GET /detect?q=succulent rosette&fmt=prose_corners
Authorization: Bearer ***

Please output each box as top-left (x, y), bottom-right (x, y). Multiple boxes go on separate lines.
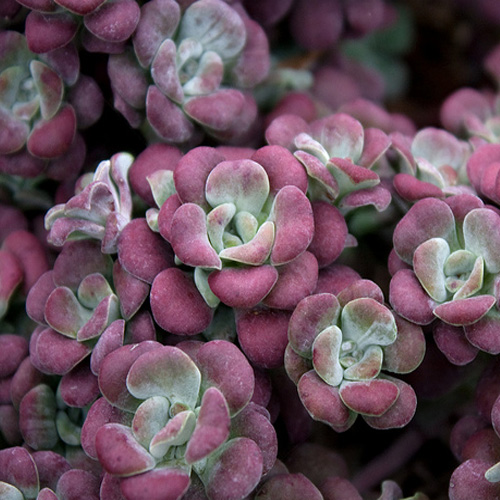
top-left (18, 0), bottom-right (141, 54)
top-left (145, 145), bottom-right (316, 327)
top-left (0, 31), bottom-right (103, 180)
top-left (25, 239), bottom-right (152, 380)
top-left (266, 112), bottom-right (392, 265)
top-left (389, 194), bottom-right (500, 364)
top-left (81, 339), bottom-right (277, 500)
top-left (284, 279), bottom-right (425, 432)
top-left (44, 152), bottom-right (134, 254)
top-left (390, 127), bottom-right (473, 202)
top-left (108, 0), bottom-right (270, 145)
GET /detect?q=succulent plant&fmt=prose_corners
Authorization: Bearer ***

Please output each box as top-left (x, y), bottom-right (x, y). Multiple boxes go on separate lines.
top-left (108, 0), bottom-right (270, 145)
top-left (284, 278), bottom-right (425, 432)
top-left (81, 339), bottom-right (277, 500)
top-left (389, 194), bottom-right (500, 364)
top-left (0, 30), bottom-right (103, 181)
top-left (390, 126), bottom-right (473, 202)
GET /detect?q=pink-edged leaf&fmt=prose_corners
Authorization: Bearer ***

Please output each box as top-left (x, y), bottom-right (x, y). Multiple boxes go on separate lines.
top-left (81, 397), bottom-right (132, 460)
top-left (184, 89), bottom-right (245, 132)
top-left (150, 267), bottom-right (213, 335)
top-left (0, 447), bottom-right (39, 499)
top-left (203, 438), bottom-right (263, 500)
top-left (343, 345), bottom-right (384, 382)
top-left (358, 127), bottom-right (391, 168)
top-left (308, 201), bottom-right (347, 268)
top-left (185, 387), bottom-right (230, 463)
top-left (208, 265), bottom-right (278, 309)
top-left (205, 159), bottom-right (270, 216)
top-left (120, 468), bottom-right (190, 500)
top-left (19, 384), bottom-right (58, 450)
top-left (118, 218), bottom-right (174, 284)
top-left (255, 473), bottom-right (323, 500)
top-left (10, 357), bottom-right (45, 410)
top-left (0, 251), bottom-right (23, 318)
top-left (288, 293), bottom-right (341, 357)
top-left (434, 295), bottom-right (496, 326)
top-left (220, 221), bottom-right (274, 266)
top-left (0, 335), bottom-right (28, 379)
top-left (96, 423), bottom-right (155, 476)
top-left (336, 279), bottom-right (384, 306)
top-left (389, 269), bottom-right (436, 325)
top-left (133, 0), bottom-right (180, 67)
top-left (449, 459), bottom-right (500, 500)
top-left (150, 39), bottom-right (184, 103)
top-left (90, 319), bottom-right (125, 376)
top-left (433, 321), bottom-right (478, 365)
top-left (467, 144), bottom-right (500, 192)
top-left (33, 327), bottom-right (92, 375)
top-left (84, 0), bottom-right (140, 43)
top-left (262, 251), bottom-right (318, 310)
top-left (169, 203), bottom-right (221, 269)
top-left (363, 377), bottom-right (417, 429)
top-left (340, 184), bottom-right (392, 212)
top-left (328, 157), bottom-right (380, 196)
top-left (59, 361), bottom-right (99, 407)
top-left (108, 51), bottom-right (148, 109)
top-left (195, 340), bottom-right (255, 415)
top-left (393, 197), bottom-right (457, 264)
top-left (30, 60), bottom-right (63, 120)
top-left (44, 287), bottom-right (90, 338)
top-left (311, 325), bottom-right (343, 386)
top-left (25, 11), bottom-right (78, 53)
top-left (383, 316), bottom-right (426, 373)
top-left (294, 150), bottom-right (339, 201)
top-left (98, 341), bottom-right (161, 411)
top-left (31, 450), bottom-right (71, 492)
top-left (297, 370), bottom-right (356, 432)
top-left (269, 185), bottom-right (314, 265)
top-left (27, 105), bottom-right (76, 159)
top-left (465, 314), bottom-right (500, 354)
top-left (126, 345), bottom-right (201, 408)
top-left (132, 395), bottom-right (171, 449)
top-left (413, 237), bottom-right (450, 303)
top-left (183, 51), bottom-right (224, 96)
top-left (76, 294), bottom-right (119, 341)
top-left (339, 379), bottom-right (400, 417)
top-left (146, 85), bottom-right (195, 143)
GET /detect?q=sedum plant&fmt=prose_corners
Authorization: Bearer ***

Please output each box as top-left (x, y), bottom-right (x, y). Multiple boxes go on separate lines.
top-left (284, 278), bottom-right (425, 432)
top-left (82, 339), bottom-right (277, 500)
top-left (108, 0), bottom-right (270, 145)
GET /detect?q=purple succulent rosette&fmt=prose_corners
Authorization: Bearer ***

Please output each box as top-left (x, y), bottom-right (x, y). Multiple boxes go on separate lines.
top-left (0, 31), bottom-right (103, 181)
top-left (82, 339), bottom-right (277, 500)
top-left (108, 0), bottom-right (270, 145)
top-left (266, 112), bottom-right (392, 265)
top-left (389, 194), bottom-right (500, 364)
top-left (44, 152), bottom-right (134, 254)
top-left (390, 127), bottom-right (473, 202)
top-left (146, 146), bottom-right (316, 324)
top-left (26, 240), bottom-right (152, 379)
top-left (18, 0), bottom-right (141, 54)
top-left (284, 279), bottom-right (425, 432)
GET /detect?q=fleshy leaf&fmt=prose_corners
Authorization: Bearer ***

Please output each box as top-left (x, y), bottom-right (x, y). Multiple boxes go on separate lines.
top-left (126, 346), bottom-right (201, 409)
top-left (433, 295), bottom-right (496, 326)
top-left (131, 396), bottom-right (170, 449)
top-left (311, 325), bottom-right (343, 387)
top-left (149, 410), bottom-right (196, 459)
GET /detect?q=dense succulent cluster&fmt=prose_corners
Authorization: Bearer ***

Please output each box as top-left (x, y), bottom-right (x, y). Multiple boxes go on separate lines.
top-left (5, 1), bottom-right (500, 499)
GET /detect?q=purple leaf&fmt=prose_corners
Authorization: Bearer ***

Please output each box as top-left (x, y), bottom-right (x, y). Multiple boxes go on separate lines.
top-left (255, 473), bottom-right (323, 500)
top-left (269, 186), bottom-right (314, 265)
top-left (208, 266), bottom-right (278, 309)
top-left (297, 370), bottom-right (357, 432)
top-left (119, 468), bottom-right (190, 500)
top-left (465, 315), bottom-right (500, 354)
top-left (185, 387), bottom-right (230, 463)
top-left (0, 447), bottom-right (39, 499)
top-left (339, 379), bottom-right (399, 417)
top-left (95, 423), bottom-right (156, 476)
top-left (148, 408), bottom-right (194, 458)
top-left (59, 361), bottom-right (99, 407)
top-left (55, 469), bottom-right (101, 500)
top-left (433, 321), bottom-right (478, 365)
top-left (150, 39), bottom-right (184, 103)
top-left (150, 268), bottom-right (213, 335)
top-left (54, 0), bottom-right (107, 15)
top-left (25, 11), bottom-right (78, 53)
top-left (434, 295), bottom-right (496, 326)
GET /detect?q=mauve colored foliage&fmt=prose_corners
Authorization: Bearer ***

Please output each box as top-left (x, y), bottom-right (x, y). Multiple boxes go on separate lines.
top-left (4, 1), bottom-right (500, 499)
